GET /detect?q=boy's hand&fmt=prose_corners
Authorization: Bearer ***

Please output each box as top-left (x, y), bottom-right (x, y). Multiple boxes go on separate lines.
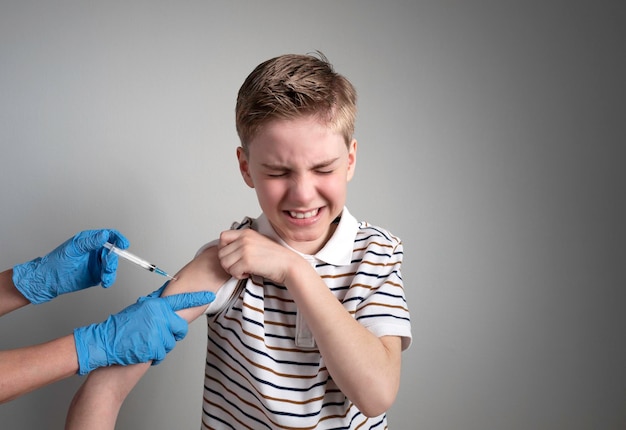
top-left (217, 229), bottom-right (297, 284)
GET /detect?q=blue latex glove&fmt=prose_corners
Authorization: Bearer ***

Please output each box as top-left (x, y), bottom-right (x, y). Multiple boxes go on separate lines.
top-left (12, 229), bottom-right (129, 304)
top-left (73, 286), bottom-right (215, 375)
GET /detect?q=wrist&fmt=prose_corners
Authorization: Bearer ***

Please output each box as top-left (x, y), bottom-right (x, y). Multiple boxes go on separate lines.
top-left (12, 258), bottom-right (54, 304)
top-left (74, 322), bottom-right (107, 375)
top-left (283, 255), bottom-right (313, 288)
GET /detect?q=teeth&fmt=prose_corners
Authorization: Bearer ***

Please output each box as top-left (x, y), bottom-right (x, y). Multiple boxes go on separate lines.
top-left (289, 209), bottom-right (319, 219)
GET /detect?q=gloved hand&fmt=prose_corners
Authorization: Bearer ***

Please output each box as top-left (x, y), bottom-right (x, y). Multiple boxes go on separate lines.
top-left (73, 285), bottom-right (215, 375)
top-left (12, 229), bottom-right (129, 304)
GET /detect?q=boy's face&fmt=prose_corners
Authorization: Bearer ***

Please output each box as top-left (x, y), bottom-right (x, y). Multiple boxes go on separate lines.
top-left (238, 116), bottom-right (357, 255)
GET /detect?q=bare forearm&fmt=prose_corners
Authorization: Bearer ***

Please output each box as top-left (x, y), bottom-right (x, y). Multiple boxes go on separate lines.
top-left (65, 246), bottom-right (229, 429)
top-left (0, 334), bottom-right (78, 403)
top-left (65, 363), bottom-right (150, 430)
top-left (285, 260), bottom-right (402, 417)
top-left (0, 269), bottom-right (30, 316)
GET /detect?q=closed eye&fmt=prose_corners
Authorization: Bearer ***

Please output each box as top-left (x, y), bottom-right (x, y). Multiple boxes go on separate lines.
top-left (313, 158), bottom-right (340, 175)
top-left (261, 157), bottom-right (339, 177)
top-left (264, 168), bottom-right (290, 178)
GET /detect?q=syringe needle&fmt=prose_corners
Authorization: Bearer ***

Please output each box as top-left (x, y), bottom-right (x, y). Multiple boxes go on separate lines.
top-left (103, 242), bottom-right (177, 281)
top-left (153, 267), bottom-right (177, 281)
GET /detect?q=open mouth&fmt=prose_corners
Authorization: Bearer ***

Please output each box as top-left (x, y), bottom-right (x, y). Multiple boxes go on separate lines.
top-left (288, 208), bottom-right (320, 219)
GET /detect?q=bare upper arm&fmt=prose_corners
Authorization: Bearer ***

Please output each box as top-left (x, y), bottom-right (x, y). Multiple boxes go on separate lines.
top-left (380, 335), bottom-right (402, 366)
top-left (160, 246), bottom-right (230, 323)
top-left (380, 335), bottom-right (403, 386)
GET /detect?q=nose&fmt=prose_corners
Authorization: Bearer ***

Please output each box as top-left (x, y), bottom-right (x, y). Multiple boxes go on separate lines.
top-left (288, 174), bottom-right (316, 204)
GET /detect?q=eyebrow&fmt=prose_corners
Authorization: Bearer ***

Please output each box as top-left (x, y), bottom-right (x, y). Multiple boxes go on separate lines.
top-left (261, 157), bottom-right (340, 171)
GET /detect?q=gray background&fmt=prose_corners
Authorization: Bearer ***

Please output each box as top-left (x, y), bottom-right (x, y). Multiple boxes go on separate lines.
top-left (1, 1), bottom-right (624, 429)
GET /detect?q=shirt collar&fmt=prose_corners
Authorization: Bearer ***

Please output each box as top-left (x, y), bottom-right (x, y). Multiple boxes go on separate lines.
top-left (254, 207), bottom-right (358, 266)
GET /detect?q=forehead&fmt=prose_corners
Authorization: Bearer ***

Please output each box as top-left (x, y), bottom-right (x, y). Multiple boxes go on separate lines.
top-left (247, 117), bottom-right (347, 163)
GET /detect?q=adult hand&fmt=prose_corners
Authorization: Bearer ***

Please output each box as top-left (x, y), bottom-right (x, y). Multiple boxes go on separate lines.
top-left (73, 286), bottom-right (215, 375)
top-left (12, 229), bottom-right (129, 304)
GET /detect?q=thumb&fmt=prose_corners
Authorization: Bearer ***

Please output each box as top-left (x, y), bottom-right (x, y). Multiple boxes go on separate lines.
top-left (163, 291), bottom-right (216, 312)
top-left (144, 283), bottom-right (168, 300)
top-left (166, 312), bottom-right (190, 343)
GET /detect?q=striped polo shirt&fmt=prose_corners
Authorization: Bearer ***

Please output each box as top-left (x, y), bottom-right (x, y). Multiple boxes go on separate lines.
top-left (199, 208), bottom-right (411, 429)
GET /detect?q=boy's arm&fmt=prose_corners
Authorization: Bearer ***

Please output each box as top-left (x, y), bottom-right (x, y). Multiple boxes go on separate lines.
top-left (65, 246), bottom-right (229, 430)
top-left (218, 229), bottom-right (403, 418)
top-left (283, 262), bottom-right (402, 417)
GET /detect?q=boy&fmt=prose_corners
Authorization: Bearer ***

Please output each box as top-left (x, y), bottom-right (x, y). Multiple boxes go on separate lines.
top-left (66, 53), bottom-right (412, 429)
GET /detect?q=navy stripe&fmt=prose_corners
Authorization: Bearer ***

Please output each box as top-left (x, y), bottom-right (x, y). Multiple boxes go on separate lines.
top-left (230, 305), bottom-right (265, 329)
top-left (353, 269), bottom-right (401, 279)
top-left (211, 320), bottom-right (320, 367)
top-left (202, 411), bottom-right (237, 430)
top-left (356, 313), bottom-right (411, 323)
top-left (359, 225), bottom-right (394, 242)
top-left (206, 353), bottom-right (330, 393)
top-left (205, 386), bottom-right (274, 429)
top-left (206, 380), bottom-right (322, 419)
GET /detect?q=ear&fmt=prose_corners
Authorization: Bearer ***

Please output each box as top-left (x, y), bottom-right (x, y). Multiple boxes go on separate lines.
top-left (237, 147), bottom-right (255, 188)
top-left (346, 139), bottom-right (357, 182)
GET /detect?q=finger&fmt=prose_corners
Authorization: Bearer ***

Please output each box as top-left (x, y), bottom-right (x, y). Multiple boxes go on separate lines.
top-left (217, 249), bottom-right (251, 280)
top-left (167, 313), bottom-right (189, 342)
top-left (164, 291), bottom-right (216, 312)
top-left (216, 241), bottom-right (245, 275)
top-left (108, 229), bottom-right (130, 250)
top-left (224, 261), bottom-right (251, 280)
top-left (100, 248), bottom-right (120, 288)
top-left (136, 283), bottom-right (168, 303)
top-left (71, 229), bottom-right (110, 255)
top-left (99, 269), bottom-right (116, 288)
top-left (151, 346), bottom-right (166, 366)
top-left (218, 229), bottom-right (243, 249)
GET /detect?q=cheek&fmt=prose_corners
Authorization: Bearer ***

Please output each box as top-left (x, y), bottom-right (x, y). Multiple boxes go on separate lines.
top-left (321, 174), bottom-right (348, 199)
top-left (254, 180), bottom-right (284, 205)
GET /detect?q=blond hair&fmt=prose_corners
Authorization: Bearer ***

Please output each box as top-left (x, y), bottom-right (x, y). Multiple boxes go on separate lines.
top-left (235, 52), bottom-right (357, 152)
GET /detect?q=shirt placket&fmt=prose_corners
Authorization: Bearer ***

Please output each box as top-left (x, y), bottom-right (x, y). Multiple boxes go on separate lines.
top-left (294, 256), bottom-right (317, 349)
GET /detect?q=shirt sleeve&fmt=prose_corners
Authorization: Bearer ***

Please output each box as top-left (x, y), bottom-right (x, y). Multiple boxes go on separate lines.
top-left (349, 237), bottom-right (412, 350)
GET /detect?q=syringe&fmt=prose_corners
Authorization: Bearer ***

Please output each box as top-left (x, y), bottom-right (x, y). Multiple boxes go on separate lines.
top-left (103, 242), bottom-right (177, 281)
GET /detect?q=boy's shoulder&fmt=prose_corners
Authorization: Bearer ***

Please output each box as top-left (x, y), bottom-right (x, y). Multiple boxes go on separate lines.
top-left (234, 210), bottom-right (403, 251)
top-left (356, 220), bottom-right (401, 247)
top-left (196, 211), bottom-right (402, 261)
